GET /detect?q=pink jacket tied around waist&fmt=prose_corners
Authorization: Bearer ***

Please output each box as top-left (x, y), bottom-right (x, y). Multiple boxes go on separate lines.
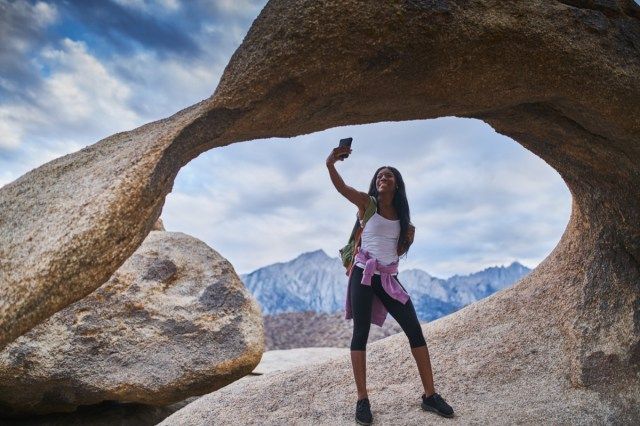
top-left (345, 249), bottom-right (410, 327)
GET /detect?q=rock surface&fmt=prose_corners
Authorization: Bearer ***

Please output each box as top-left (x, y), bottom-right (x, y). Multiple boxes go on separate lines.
top-left (160, 263), bottom-right (639, 424)
top-left (0, 348), bottom-right (335, 426)
top-left (0, 399), bottom-right (198, 426)
top-left (152, 218), bottom-right (166, 231)
top-left (0, 231), bottom-right (264, 416)
top-left (249, 347), bottom-right (349, 376)
top-left (0, 0), bottom-right (638, 422)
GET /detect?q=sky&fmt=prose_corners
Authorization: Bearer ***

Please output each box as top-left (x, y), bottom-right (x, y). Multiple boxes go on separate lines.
top-left (0, 0), bottom-right (582, 278)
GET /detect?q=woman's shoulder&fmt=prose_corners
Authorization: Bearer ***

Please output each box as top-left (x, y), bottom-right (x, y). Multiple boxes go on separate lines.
top-left (357, 195), bottom-right (377, 220)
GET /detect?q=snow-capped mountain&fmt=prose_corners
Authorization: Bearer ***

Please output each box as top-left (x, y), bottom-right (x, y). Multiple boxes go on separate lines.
top-left (242, 249), bottom-right (348, 315)
top-left (241, 249), bottom-right (531, 322)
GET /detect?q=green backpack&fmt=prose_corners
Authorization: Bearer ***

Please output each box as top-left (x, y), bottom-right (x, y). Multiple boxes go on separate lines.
top-left (339, 195), bottom-right (377, 271)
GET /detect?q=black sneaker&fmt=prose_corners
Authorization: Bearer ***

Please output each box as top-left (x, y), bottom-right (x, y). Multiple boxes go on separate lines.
top-left (421, 392), bottom-right (454, 418)
top-left (355, 397), bottom-right (373, 425)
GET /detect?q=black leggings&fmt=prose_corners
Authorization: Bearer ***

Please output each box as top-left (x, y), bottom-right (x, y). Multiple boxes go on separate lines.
top-left (350, 265), bottom-right (426, 351)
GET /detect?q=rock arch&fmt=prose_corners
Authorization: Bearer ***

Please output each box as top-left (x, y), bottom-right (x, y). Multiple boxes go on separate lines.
top-left (0, 0), bottom-right (638, 414)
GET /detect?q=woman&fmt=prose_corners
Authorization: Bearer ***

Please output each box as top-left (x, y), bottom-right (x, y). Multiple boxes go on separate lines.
top-left (326, 145), bottom-right (454, 424)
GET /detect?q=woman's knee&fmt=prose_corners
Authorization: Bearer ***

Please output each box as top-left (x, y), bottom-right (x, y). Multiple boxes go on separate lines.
top-left (397, 314), bottom-right (426, 348)
top-left (409, 333), bottom-right (427, 348)
top-left (406, 324), bottom-right (426, 348)
top-left (351, 332), bottom-right (369, 351)
top-left (350, 338), bottom-right (368, 351)
top-left (351, 321), bottom-right (371, 351)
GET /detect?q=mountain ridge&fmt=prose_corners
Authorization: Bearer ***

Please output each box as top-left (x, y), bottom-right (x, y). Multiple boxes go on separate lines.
top-left (241, 249), bottom-right (532, 322)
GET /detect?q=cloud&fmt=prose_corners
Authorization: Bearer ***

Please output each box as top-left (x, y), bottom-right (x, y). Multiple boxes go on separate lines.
top-left (39, 39), bottom-right (137, 122)
top-left (54, 0), bottom-right (200, 58)
top-left (107, 47), bottom-right (223, 118)
top-left (0, 0), bottom-right (264, 177)
top-left (163, 118), bottom-right (572, 277)
top-left (0, 38), bottom-right (139, 152)
top-left (0, 107), bottom-right (25, 149)
top-left (113, 0), bottom-right (181, 13)
top-left (0, 0), bottom-right (58, 102)
top-left (218, 0), bottom-right (264, 16)
top-left (0, 1), bottom-right (58, 55)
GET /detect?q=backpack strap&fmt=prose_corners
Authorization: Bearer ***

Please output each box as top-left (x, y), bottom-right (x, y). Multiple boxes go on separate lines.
top-left (358, 195), bottom-right (377, 227)
top-left (353, 196), bottom-right (377, 254)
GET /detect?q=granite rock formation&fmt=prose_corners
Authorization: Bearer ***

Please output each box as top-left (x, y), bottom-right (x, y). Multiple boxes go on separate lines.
top-left (152, 218), bottom-right (166, 231)
top-left (247, 347), bottom-right (350, 376)
top-left (159, 277), bottom-right (636, 425)
top-left (0, 0), bottom-right (638, 422)
top-left (0, 231), bottom-right (264, 416)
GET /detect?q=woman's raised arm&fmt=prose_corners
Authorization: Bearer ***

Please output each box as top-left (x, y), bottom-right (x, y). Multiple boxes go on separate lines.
top-left (326, 146), bottom-right (370, 212)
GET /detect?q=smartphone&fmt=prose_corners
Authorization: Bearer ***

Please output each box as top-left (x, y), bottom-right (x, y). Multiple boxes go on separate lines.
top-left (338, 137), bottom-right (353, 159)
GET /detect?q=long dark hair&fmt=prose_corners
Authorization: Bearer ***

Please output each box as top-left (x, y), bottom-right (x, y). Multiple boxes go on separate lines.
top-left (348, 166), bottom-right (412, 257)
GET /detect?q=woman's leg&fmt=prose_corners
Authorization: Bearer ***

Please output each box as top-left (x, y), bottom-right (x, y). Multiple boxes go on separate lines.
top-left (351, 351), bottom-right (368, 400)
top-left (349, 266), bottom-right (374, 400)
top-left (410, 345), bottom-right (436, 397)
top-left (371, 278), bottom-right (436, 396)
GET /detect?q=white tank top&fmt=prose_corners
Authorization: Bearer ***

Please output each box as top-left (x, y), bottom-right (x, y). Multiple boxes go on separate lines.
top-left (355, 209), bottom-right (400, 273)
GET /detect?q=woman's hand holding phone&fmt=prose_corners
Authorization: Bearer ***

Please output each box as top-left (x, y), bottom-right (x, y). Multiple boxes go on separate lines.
top-left (327, 137), bottom-right (353, 166)
top-left (326, 146), bottom-right (352, 166)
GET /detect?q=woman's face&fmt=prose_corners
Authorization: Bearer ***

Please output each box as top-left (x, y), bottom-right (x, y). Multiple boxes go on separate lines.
top-left (376, 168), bottom-right (396, 194)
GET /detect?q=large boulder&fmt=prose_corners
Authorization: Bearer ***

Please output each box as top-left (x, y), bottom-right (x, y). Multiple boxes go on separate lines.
top-left (0, 231), bottom-right (264, 416)
top-left (0, 0), bottom-right (638, 421)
